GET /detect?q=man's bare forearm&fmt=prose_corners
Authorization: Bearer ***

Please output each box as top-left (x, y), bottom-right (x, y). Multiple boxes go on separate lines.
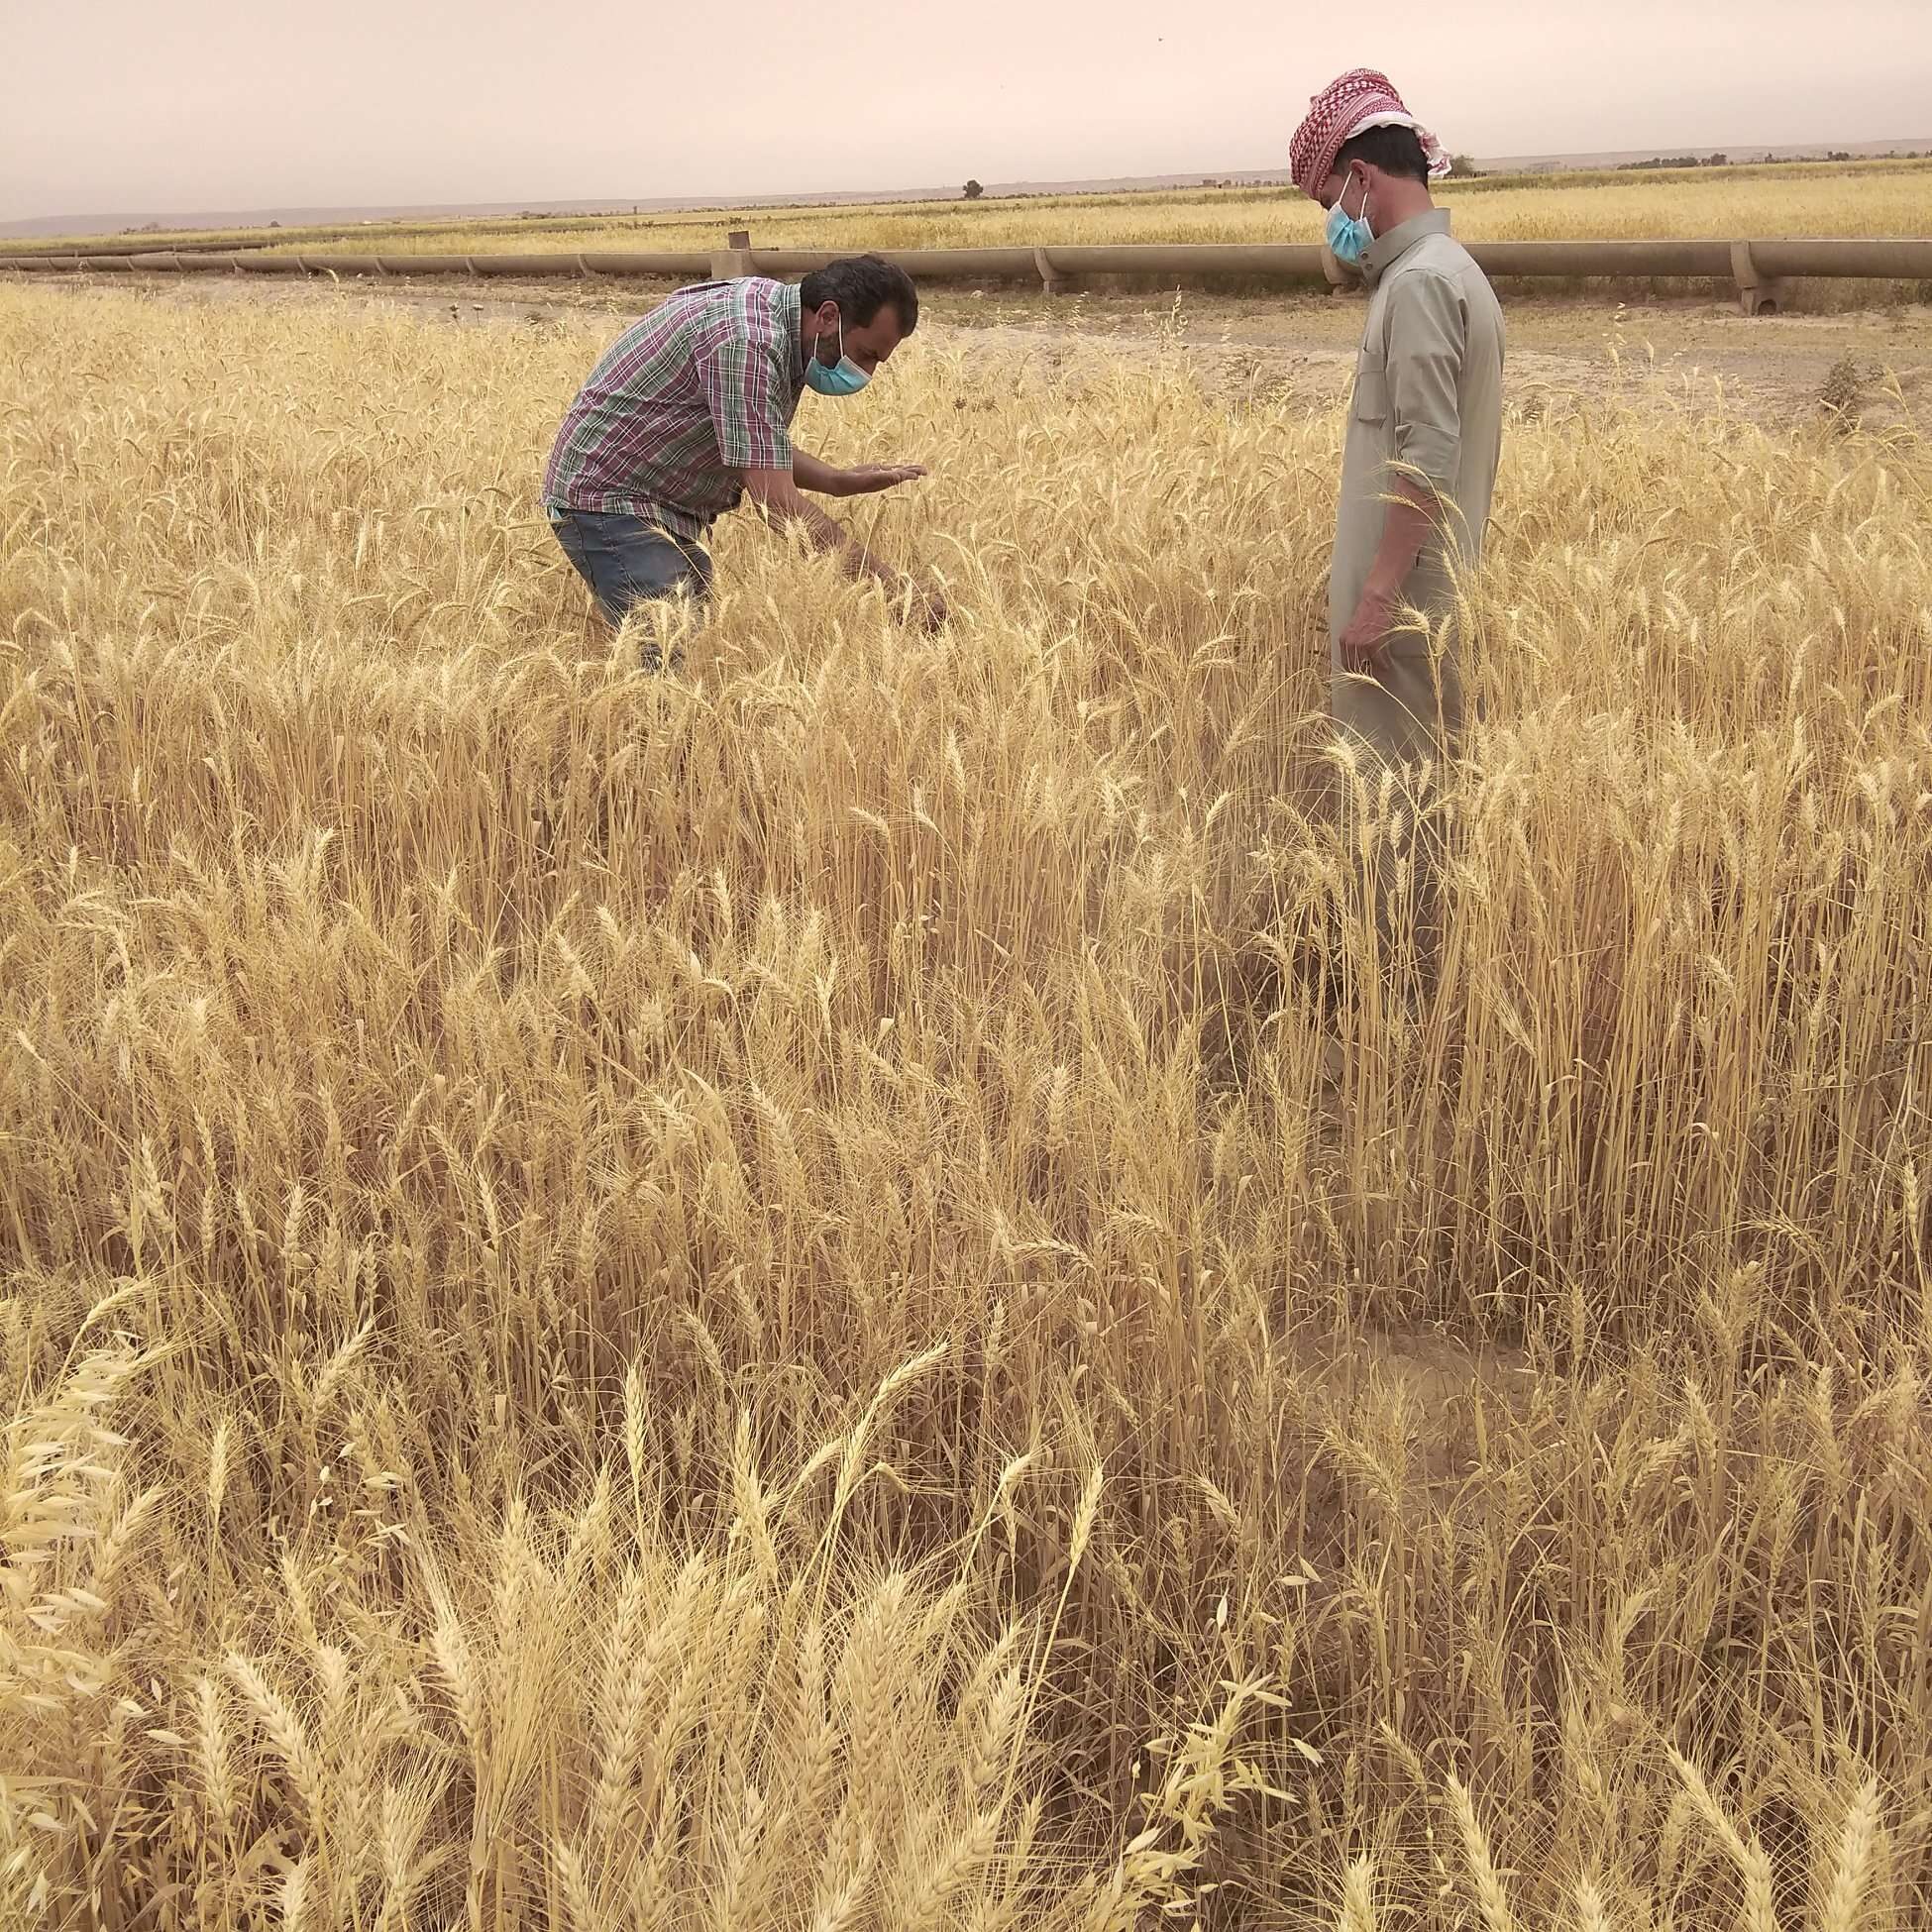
top-left (1338, 476), bottom-right (1447, 670)
top-left (794, 451), bottom-right (930, 500)
top-left (742, 470), bottom-right (895, 584)
top-left (1363, 477), bottom-right (1438, 603)
top-left (797, 498), bottom-right (892, 583)
top-left (737, 466), bottom-right (945, 631)
top-left (791, 450), bottom-right (852, 498)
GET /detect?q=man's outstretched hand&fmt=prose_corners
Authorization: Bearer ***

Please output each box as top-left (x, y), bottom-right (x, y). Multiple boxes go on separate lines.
top-left (843, 463), bottom-right (928, 495)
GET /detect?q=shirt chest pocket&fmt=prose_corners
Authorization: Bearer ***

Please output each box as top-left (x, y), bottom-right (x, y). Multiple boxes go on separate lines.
top-left (1351, 352), bottom-right (1389, 426)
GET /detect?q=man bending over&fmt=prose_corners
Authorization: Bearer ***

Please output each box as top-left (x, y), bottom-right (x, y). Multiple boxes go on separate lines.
top-left (543, 253), bottom-right (944, 667)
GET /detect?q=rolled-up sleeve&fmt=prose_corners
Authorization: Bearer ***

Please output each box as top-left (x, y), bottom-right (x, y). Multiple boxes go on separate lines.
top-left (1386, 270), bottom-right (1465, 494)
top-left (696, 332), bottom-right (794, 472)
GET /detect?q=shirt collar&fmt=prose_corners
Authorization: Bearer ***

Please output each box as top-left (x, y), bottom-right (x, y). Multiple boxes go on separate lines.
top-left (1362, 208), bottom-right (1452, 285)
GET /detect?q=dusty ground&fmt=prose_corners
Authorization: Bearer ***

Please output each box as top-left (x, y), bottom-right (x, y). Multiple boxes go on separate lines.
top-left (13, 266), bottom-right (1932, 434)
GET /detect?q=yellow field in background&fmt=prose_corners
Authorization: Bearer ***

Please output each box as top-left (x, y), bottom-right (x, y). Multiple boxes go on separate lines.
top-left (337, 160), bottom-right (1932, 254)
top-left (4, 281), bottom-right (1932, 1928)
top-left (13, 156), bottom-right (1932, 262)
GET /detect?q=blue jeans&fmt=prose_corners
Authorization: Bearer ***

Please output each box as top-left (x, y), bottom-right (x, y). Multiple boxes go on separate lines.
top-left (548, 508), bottom-right (712, 669)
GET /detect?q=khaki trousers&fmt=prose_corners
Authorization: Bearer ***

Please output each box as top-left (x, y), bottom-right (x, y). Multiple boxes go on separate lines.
top-left (1331, 639), bottom-right (1463, 986)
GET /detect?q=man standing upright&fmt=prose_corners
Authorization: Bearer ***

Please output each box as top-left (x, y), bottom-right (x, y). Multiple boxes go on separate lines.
top-left (543, 253), bottom-right (944, 668)
top-left (1290, 70), bottom-right (1504, 964)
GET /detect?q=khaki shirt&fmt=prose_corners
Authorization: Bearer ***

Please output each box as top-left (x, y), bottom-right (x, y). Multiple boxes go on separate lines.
top-left (1331, 210), bottom-right (1505, 653)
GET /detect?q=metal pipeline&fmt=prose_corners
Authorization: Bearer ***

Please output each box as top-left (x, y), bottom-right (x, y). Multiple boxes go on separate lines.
top-left (5, 237), bottom-right (1928, 293)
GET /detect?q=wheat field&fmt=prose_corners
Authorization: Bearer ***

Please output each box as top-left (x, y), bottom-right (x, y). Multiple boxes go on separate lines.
top-left (3, 279), bottom-right (1931, 1930)
top-left (16, 158), bottom-right (1931, 265)
top-left (299, 161), bottom-right (1932, 256)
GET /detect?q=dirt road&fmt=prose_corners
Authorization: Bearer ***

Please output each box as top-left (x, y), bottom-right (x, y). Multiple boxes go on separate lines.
top-left (13, 266), bottom-right (1931, 434)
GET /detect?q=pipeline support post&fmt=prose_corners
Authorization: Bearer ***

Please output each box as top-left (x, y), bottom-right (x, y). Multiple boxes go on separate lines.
top-left (712, 231), bottom-right (754, 281)
top-left (1035, 247), bottom-right (1070, 296)
top-left (1731, 240), bottom-right (1787, 318)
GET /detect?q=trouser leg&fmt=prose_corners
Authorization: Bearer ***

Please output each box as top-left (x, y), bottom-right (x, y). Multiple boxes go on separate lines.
top-left (550, 510), bottom-right (713, 672)
top-left (1331, 642), bottom-right (1463, 991)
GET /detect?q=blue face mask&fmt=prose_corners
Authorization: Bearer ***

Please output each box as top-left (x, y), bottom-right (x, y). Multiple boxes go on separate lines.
top-left (804, 315), bottom-right (870, 397)
top-left (1325, 173), bottom-right (1374, 268)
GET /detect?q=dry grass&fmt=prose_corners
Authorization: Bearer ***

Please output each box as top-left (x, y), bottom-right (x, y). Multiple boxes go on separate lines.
top-left (3, 281), bottom-right (1931, 1929)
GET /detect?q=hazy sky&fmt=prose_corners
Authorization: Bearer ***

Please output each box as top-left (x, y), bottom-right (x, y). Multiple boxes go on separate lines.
top-left (6, 0), bottom-right (1931, 221)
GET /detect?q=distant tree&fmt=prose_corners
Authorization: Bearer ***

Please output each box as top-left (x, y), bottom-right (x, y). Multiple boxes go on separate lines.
top-left (1447, 153), bottom-right (1481, 178)
top-left (963, 179), bottom-right (985, 200)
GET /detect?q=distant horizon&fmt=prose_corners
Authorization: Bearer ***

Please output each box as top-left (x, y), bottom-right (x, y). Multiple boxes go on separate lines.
top-left (4, 135), bottom-right (1929, 241)
top-left (14, 0), bottom-right (1931, 230)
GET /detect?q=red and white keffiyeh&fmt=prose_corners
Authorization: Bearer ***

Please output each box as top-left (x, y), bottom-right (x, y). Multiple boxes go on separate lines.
top-left (1289, 68), bottom-right (1452, 200)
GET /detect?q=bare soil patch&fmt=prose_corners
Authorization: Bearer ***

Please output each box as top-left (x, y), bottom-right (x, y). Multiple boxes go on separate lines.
top-left (15, 266), bottom-right (1931, 434)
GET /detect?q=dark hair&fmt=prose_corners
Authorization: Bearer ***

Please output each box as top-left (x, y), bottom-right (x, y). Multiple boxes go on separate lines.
top-left (1333, 124), bottom-right (1431, 184)
top-left (799, 254), bottom-right (919, 335)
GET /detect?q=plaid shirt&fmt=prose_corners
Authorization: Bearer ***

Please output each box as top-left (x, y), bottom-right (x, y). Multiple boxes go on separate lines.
top-left (542, 277), bottom-right (806, 540)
